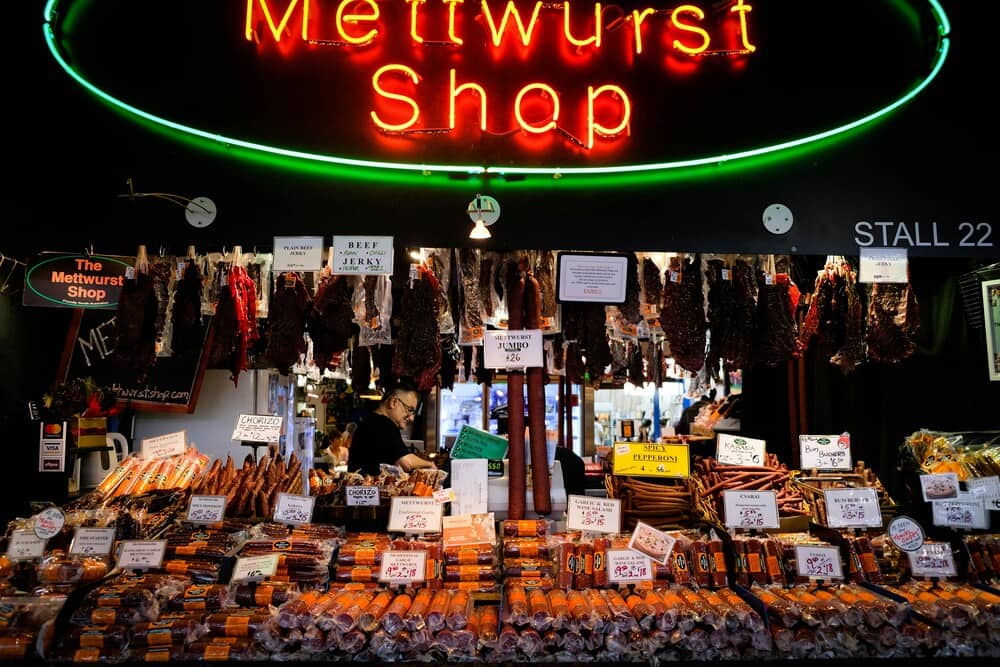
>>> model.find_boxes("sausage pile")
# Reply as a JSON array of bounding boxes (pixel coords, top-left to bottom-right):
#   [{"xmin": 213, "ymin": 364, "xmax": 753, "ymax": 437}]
[{"xmin": 692, "ymin": 454, "xmax": 810, "ymax": 523}]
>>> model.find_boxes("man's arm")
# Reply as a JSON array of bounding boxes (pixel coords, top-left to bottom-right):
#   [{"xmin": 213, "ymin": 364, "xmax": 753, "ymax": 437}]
[{"xmin": 396, "ymin": 453, "xmax": 437, "ymax": 471}]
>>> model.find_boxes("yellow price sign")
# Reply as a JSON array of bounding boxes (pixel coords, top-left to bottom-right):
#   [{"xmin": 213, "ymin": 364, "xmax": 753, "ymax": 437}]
[{"xmin": 612, "ymin": 442, "xmax": 690, "ymax": 478}]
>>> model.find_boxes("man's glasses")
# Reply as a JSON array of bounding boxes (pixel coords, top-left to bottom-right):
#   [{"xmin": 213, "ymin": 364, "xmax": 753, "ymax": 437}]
[{"xmin": 395, "ymin": 397, "xmax": 418, "ymax": 417}]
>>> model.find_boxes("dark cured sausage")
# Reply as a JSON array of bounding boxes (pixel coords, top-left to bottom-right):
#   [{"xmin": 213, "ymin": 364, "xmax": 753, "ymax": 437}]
[
  {"xmin": 523, "ymin": 267, "xmax": 551, "ymax": 515},
  {"xmin": 505, "ymin": 260, "xmax": 527, "ymax": 520}
]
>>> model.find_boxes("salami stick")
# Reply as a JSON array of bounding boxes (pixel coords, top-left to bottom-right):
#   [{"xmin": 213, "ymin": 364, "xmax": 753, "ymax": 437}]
[
  {"xmin": 505, "ymin": 260, "xmax": 527, "ymax": 519},
  {"xmin": 523, "ymin": 267, "xmax": 551, "ymax": 515}
]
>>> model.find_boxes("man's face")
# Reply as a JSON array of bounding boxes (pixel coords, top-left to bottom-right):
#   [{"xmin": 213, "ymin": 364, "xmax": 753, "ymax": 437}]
[{"xmin": 388, "ymin": 391, "xmax": 419, "ymax": 429}]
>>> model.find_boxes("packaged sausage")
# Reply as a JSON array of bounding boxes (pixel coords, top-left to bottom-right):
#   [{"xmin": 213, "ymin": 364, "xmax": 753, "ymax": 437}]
[
  {"xmin": 592, "ymin": 536, "xmax": 609, "ymax": 588},
  {"xmin": 443, "ymin": 565, "xmax": 498, "ymax": 582},
  {"xmin": 443, "ymin": 544, "xmax": 495, "ymax": 565},
  {"xmin": 503, "ymin": 558, "xmax": 554, "ymax": 578},
  {"xmin": 707, "ymin": 537, "xmax": 729, "ymax": 588},
  {"xmin": 204, "ymin": 612, "xmax": 270, "ymax": 639},
  {"xmin": 557, "ymin": 542, "xmax": 576, "ymax": 589},
  {"xmin": 501, "ymin": 520, "xmax": 549, "ymax": 537},
  {"xmin": 230, "ymin": 581, "xmax": 299, "ymax": 608},
  {"xmin": 691, "ymin": 540, "xmax": 713, "ymax": 587},
  {"xmin": 132, "ymin": 618, "xmax": 205, "ymax": 646},
  {"xmin": 502, "ymin": 538, "xmax": 550, "ymax": 560},
  {"xmin": 575, "ymin": 543, "xmax": 594, "ymax": 589}
]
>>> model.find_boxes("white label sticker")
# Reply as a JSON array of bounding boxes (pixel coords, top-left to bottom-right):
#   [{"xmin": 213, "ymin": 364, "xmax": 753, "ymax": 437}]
[
  {"xmin": 378, "ymin": 550, "xmax": 427, "ymax": 584},
  {"xmin": 388, "ymin": 497, "xmax": 444, "ymax": 533},
  {"xmin": 346, "ymin": 486, "xmax": 381, "ymax": 507},
  {"xmin": 33, "ymin": 507, "xmax": 65, "ymax": 540},
  {"xmin": 565, "ymin": 495, "xmax": 622, "ymax": 534},
  {"xmin": 483, "ymin": 330, "xmax": 544, "ymax": 369},
  {"xmin": 117, "ymin": 540, "xmax": 167, "ymax": 570},
  {"xmin": 69, "ymin": 527, "xmax": 116, "ymax": 556},
  {"xmin": 887, "ymin": 516, "xmax": 925, "ymax": 552},
  {"xmin": 186, "ymin": 495, "xmax": 228, "ymax": 524},
  {"xmin": 627, "ymin": 521, "xmax": 676, "ymax": 565},
  {"xmin": 799, "ymin": 434, "xmax": 852, "ymax": 470},
  {"xmin": 823, "ymin": 487, "xmax": 883, "ymax": 528},
  {"xmin": 606, "ymin": 549, "xmax": 654, "ymax": 584},
  {"xmin": 273, "ymin": 493, "xmax": 316, "ymax": 526},
  {"xmin": 859, "ymin": 247, "xmax": 909, "ymax": 284},
  {"xmin": 232, "ymin": 414, "xmax": 283, "ymax": 443},
  {"xmin": 140, "ymin": 430, "xmax": 187, "ymax": 460},
  {"xmin": 723, "ymin": 490, "xmax": 781, "ymax": 529},
  {"xmin": 908, "ymin": 542, "xmax": 957, "ymax": 578},
  {"xmin": 716, "ymin": 433, "xmax": 767, "ymax": 467},
  {"xmin": 6, "ymin": 530, "xmax": 46, "ymax": 561},
  {"xmin": 231, "ymin": 554, "xmax": 280, "ymax": 583},
  {"xmin": 795, "ymin": 544, "xmax": 844, "ymax": 580}
]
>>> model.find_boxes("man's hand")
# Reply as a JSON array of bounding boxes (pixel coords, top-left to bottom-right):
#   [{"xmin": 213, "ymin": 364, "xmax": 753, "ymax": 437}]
[{"xmin": 397, "ymin": 453, "xmax": 437, "ymax": 472}]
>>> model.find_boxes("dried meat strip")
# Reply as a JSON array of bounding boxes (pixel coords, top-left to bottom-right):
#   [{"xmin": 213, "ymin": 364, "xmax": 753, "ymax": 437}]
[{"xmin": 660, "ymin": 255, "xmax": 707, "ymax": 372}]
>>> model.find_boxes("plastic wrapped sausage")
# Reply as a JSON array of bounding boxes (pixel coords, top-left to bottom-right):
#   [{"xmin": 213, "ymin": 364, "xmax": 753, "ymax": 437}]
[
  {"xmin": 132, "ymin": 618, "xmax": 206, "ymax": 646},
  {"xmin": 443, "ymin": 565, "xmax": 497, "ymax": 582},
  {"xmin": 504, "ymin": 584, "xmax": 529, "ymax": 627},
  {"xmin": 404, "ymin": 588, "xmax": 435, "ymax": 632},
  {"xmin": 501, "ymin": 520, "xmax": 549, "ymax": 537},
  {"xmin": 547, "ymin": 588, "xmax": 570, "ymax": 631},
  {"xmin": 443, "ymin": 544, "xmax": 494, "ymax": 565},
  {"xmin": 379, "ymin": 592, "xmax": 411, "ymax": 636},
  {"xmin": 445, "ymin": 590, "xmax": 472, "ymax": 631},
  {"xmin": 502, "ymin": 538, "xmax": 550, "ymax": 559},
  {"xmin": 575, "ymin": 543, "xmax": 594, "ymax": 589},
  {"xmin": 334, "ymin": 590, "xmax": 375, "ymax": 633},
  {"xmin": 557, "ymin": 542, "xmax": 576, "ymax": 589},
  {"xmin": 231, "ymin": 581, "xmax": 298, "ymax": 608},
  {"xmin": 592, "ymin": 537, "xmax": 609, "ymax": 588},
  {"xmin": 204, "ymin": 612, "xmax": 270, "ymax": 639},
  {"xmin": 707, "ymin": 538, "xmax": 729, "ymax": 588},
  {"xmin": 64, "ymin": 625, "xmax": 128, "ymax": 650},
  {"xmin": 167, "ymin": 584, "xmax": 232, "ymax": 613},
  {"xmin": 425, "ymin": 589, "xmax": 452, "ymax": 632},
  {"xmin": 527, "ymin": 587, "xmax": 553, "ymax": 632}
]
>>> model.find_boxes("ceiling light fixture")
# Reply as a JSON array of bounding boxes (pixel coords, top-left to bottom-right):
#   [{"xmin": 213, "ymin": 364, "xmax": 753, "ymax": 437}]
[{"xmin": 467, "ymin": 194, "xmax": 500, "ymax": 240}]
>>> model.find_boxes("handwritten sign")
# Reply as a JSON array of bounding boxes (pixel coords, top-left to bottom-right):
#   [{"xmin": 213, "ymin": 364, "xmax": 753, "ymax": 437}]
[
  {"xmin": 6, "ymin": 530, "xmax": 46, "ymax": 561},
  {"xmin": 823, "ymin": 488, "xmax": 882, "ymax": 528},
  {"xmin": 887, "ymin": 516, "xmax": 925, "ymax": 552},
  {"xmin": 433, "ymin": 488, "xmax": 455, "ymax": 505},
  {"xmin": 795, "ymin": 544, "xmax": 844, "ymax": 580},
  {"xmin": 33, "ymin": 507, "xmax": 65, "ymax": 540},
  {"xmin": 346, "ymin": 486, "xmax": 381, "ymax": 507},
  {"xmin": 117, "ymin": 540, "xmax": 167, "ymax": 570},
  {"xmin": 566, "ymin": 495, "xmax": 621, "ymax": 534},
  {"xmin": 859, "ymin": 247, "xmax": 908, "ymax": 284},
  {"xmin": 231, "ymin": 554, "xmax": 280, "ymax": 583},
  {"xmin": 273, "ymin": 493, "xmax": 316, "ymax": 525},
  {"xmin": 69, "ymin": 527, "xmax": 116, "ymax": 556},
  {"xmin": 613, "ymin": 442, "xmax": 690, "ymax": 478},
  {"xmin": 799, "ymin": 434, "xmax": 852, "ymax": 470},
  {"xmin": 140, "ymin": 430, "xmax": 187, "ymax": 460},
  {"xmin": 332, "ymin": 235, "xmax": 394, "ymax": 276},
  {"xmin": 606, "ymin": 549, "xmax": 653, "ymax": 584},
  {"xmin": 723, "ymin": 490, "xmax": 780, "ymax": 529},
  {"xmin": 716, "ymin": 433, "xmax": 767, "ymax": 467},
  {"xmin": 232, "ymin": 414, "xmax": 283, "ymax": 443},
  {"xmin": 931, "ymin": 494, "xmax": 988, "ymax": 529},
  {"xmin": 378, "ymin": 550, "xmax": 427, "ymax": 584},
  {"xmin": 186, "ymin": 495, "xmax": 227, "ymax": 524},
  {"xmin": 484, "ymin": 330, "xmax": 543, "ymax": 369},
  {"xmin": 273, "ymin": 235, "xmax": 324, "ymax": 272},
  {"xmin": 908, "ymin": 542, "xmax": 957, "ymax": 578},
  {"xmin": 967, "ymin": 476, "xmax": 1000, "ymax": 506},
  {"xmin": 388, "ymin": 497, "xmax": 443, "ymax": 533}
]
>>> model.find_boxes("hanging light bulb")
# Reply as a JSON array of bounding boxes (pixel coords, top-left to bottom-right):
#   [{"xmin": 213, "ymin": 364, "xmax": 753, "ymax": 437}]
[{"xmin": 469, "ymin": 218, "xmax": 491, "ymax": 239}]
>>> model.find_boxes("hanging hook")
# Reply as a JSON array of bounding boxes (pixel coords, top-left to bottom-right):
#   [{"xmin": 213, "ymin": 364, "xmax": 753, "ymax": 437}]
[{"xmin": 159, "ymin": 245, "xmax": 166, "ymax": 257}]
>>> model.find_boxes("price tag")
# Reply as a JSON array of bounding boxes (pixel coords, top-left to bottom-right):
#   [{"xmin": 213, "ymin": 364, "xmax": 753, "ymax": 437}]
[
  {"xmin": 966, "ymin": 476, "xmax": 1000, "ymax": 505},
  {"xmin": 716, "ymin": 433, "xmax": 767, "ymax": 467},
  {"xmin": 346, "ymin": 486, "xmax": 381, "ymax": 507},
  {"xmin": 606, "ymin": 549, "xmax": 653, "ymax": 584},
  {"xmin": 230, "ymin": 554, "xmax": 280, "ymax": 583},
  {"xmin": 931, "ymin": 494, "xmax": 988, "ymax": 529},
  {"xmin": 887, "ymin": 516, "xmax": 925, "ymax": 552},
  {"xmin": 723, "ymin": 490, "xmax": 780, "ymax": 529},
  {"xmin": 565, "ymin": 495, "xmax": 621, "ymax": 534},
  {"xmin": 823, "ymin": 487, "xmax": 882, "ymax": 528},
  {"xmin": 799, "ymin": 434, "xmax": 852, "ymax": 470},
  {"xmin": 140, "ymin": 430, "xmax": 187, "ymax": 460},
  {"xmin": 378, "ymin": 550, "xmax": 427, "ymax": 584},
  {"xmin": 117, "ymin": 540, "xmax": 167, "ymax": 570},
  {"xmin": 273, "ymin": 493, "xmax": 316, "ymax": 525},
  {"xmin": 907, "ymin": 542, "xmax": 957, "ymax": 578},
  {"xmin": 186, "ymin": 495, "xmax": 227, "ymax": 524},
  {"xmin": 69, "ymin": 527, "xmax": 116, "ymax": 556},
  {"xmin": 795, "ymin": 544, "xmax": 843, "ymax": 580},
  {"xmin": 627, "ymin": 521, "xmax": 676, "ymax": 565},
  {"xmin": 433, "ymin": 488, "xmax": 455, "ymax": 505},
  {"xmin": 612, "ymin": 442, "xmax": 690, "ymax": 478},
  {"xmin": 487, "ymin": 460, "xmax": 504, "ymax": 478},
  {"xmin": 6, "ymin": 530, "xmax": 46, "ymax": 561},
  {"xmin": 33, "ymin": 507, "xmax": 65, "ymax": 540},
  {"xmin": 231, "ymin": 414, "xmax": 283, "ymax": 443},
  {"xmin": 388, "ymin": 497, "xmax": 443, "ymax": 533},
  {"xmin": 483, "ymin": 330, "xmax": 543, "ymax": 369}
]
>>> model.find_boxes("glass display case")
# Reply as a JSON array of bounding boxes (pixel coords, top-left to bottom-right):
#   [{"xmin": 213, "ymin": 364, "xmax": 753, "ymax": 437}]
[{"xmin": 437, "ymin": 381, "xmax": 486, "ymax": 451}]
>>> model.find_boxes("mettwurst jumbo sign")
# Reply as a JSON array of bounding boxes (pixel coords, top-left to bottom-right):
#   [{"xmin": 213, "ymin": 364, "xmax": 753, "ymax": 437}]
[{"xmin": 24, "ymin": 253, "xmax": 132, "ymax": 309}]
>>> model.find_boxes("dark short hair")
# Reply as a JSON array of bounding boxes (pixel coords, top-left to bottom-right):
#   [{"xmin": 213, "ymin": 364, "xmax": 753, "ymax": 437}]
[{"xmin": 381, "ymin": 384, "xmax": 419, "ymax": 405}]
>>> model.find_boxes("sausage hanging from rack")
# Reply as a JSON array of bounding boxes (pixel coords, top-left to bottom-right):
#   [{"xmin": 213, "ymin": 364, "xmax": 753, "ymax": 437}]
[
  {"xmin": 505, "ymin": 260, "xmax": 527, "ymax": 520},
  {"xmin": 523, "ymin": 262, "xmax": 551, "ymax": 516}
]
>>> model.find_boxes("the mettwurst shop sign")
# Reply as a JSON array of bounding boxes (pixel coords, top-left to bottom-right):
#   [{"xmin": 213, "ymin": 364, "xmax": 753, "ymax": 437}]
[{"xmin": 24, "ymin": 253, "xmax": 131, "ymax": 309}]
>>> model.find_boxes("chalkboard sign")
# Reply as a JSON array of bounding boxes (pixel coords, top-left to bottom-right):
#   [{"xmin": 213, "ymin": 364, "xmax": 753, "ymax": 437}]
[{"xmin": 57, "ymin": 309, "xmax": 214, "ymax": 413}]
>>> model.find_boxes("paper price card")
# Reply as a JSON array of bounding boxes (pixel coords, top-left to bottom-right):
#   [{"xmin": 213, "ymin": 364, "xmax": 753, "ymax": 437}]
[
  {"xmin": 186, "ymin": 495, "xmax": 227, "ymax": 524},
  {"xmin": 232, "ymin": 414, "xmax": 283, "ymax": 443},
  {"xmin": 795, "ymin": 545, "xmax": 844, "ymax": 580},
  {"xmin": 823, "ymin": 488, "xmax": 882, "ymax": 528},
  {"xmin": 612, "ymin": 442, "xmax": 690, "ymax": 478},
  {"xmin": 606, "ymin": 549, "xmax": 654, "ymax": 584},
  {"xmin": 887, "ymin": 516, "xmax": 925, "ymax": 552},
  {"xmin": 346, "ymin": 486, "xmax": 380, "ymax": 507},
  {"xmin": 722, "ymin": 490, "xmax": 780, "ymax": 529},
  {"xmin": 388, "ymin": 497, "xmax": 443, "ymax": 534},
  {"xmin": 966, "ymin": 476, "xmax": 1000, "ymax": 504},
  {"xmin": 379, "ymin": 550, "xmax": 428, "ymax": 584},
  {"xmin": 566, "ymin": 495, "xmax": 621, "ymax": 534},
  {"xmin": 231, "ymin": 554, "xmax": 280, "ymax": 583},
  {"xmin": 33, "ymin": 506, "xmax": 65, "ymax": 540},
  {"xmin": 6, "ymin": 530, "xmax": 46, "ymax": 561},
  {"xmin": 273, "ymin": 493, "xmax": 316, "ymax": 526},
  {"xmin": 931, "ymin": 494, "xmax": 989, "ymax": 529},
  {"xmin": 799, "ymin": 434, "xmax": 852, "ymax": 470},
  {"xmin": 907, "ymin": 542, "xmax": 957, "ymax": 578},
  {"xmin": 117, "ymin": 540, "xmax": 167, "ymax": 570},
  {"xmin": 716, "ymin": 433, "xmax": 767, "ymax": 467},
  {"xmin": 484, "ymin": 330, "xmax": 543, "ymax": 369},
  {"xmin": 140, "ymin": 430, "xmax": 187, "ymax": 460},
  {"xmin": 69, "ymin": 527, "xmax": 116, "ymax": 556}
]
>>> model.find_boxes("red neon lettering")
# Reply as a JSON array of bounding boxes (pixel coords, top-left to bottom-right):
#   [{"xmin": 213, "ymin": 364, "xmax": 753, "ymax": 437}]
[
  {"xmin": 730, "ymin": 0, "xmax": 756, "ymax": 52},
  {"xmin": 450, "ymin": 69, "xmax": 487, "ymax": 131},
  {"xmin": 336, "ymin": 0, "xmax": 380, "ymax": 45},
  {"xmin": 244, "ymin": 0, "xmax": 309, "ymax": 42},
  {"xmin": 445, "ymin": 0, "xmax": 464, "ymax": 45},
  {"xmin": 563, "ymin": 2, "xmax": 602, "ymax": 48},
  {"xmin": 587, "ymin": 84, "xmax": 630, "ymax": 148},
  {"xmin": 514, "ymin": 83, "xmax": 559, "ymax": 133},
  {"xmin": 671, "ymin": 5, "xmax": 710, "ymax": 55},
  {"xmin": 408, "ymin": 0, "xmax": 426, "ymax": 44},
  {"xmin": 371, "ymin": 64, "xmax": 420, "ymax": 131},
  {"xmin": 631, "ymin": 8, "xmax": 655, "ymax": 55},
  {"xmin": 481, "ymin": 0, "xmax": 543, "ymax": 47}
]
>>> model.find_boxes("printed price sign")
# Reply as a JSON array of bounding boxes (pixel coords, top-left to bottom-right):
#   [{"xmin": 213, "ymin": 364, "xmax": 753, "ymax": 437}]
[
  {"xmin": 932, "ymin": 494, "xmax": 988, "ymax": 529},
  {"xmin": 723, "ymin": 490, "xmax": 780, "ymax": 529},
  {"xmin": 859, "ymin": 248, "xmax": 908, "ymax": 284},
  {"xmin": 6, "ymin": 530, "xmax": 46, "ymax": 561},
  {"xmin": 231, "ymin": 554, "xmax": 280, "ymax": 583},
  {"xmin": 117, "ymin": 540, "xmax": 167, "ymax": 570},
  {"xmin": 908, "ymin": 542, "xmax": 957, "ymax": 578},
  {"xmin": 186, "ymin": 495, "xmax": 227, "ymax": 524},
  {"xmin": 566, "ymin": 495, "xmax": 621, "ymax": 534},
  {"xmin": 33, "ymin": 506, "xmax": 65, "ymax": 540},
  {"xmin": 232, "ymin": 414, "xmax": 283, "ymax": 443},
  {"xmin": 823, "ymin": 488, "xmax": 882, "ymax": 528},
  {"xmin": 346, "ymin": 486, "xmax": 380, "ymax": 507},
  {"xmin": 716, "ymin": 433, "xmax": 767, "ymax": 467},
  {"xmin": 795, "ymin": 545, "xmax": 844, "ymax": 580},
  {"xmin": 379, "ymin": 550, "xmax": 427, "ymax": 584},
  {"xmin": 967, "ymin": 476, "xmax": 1000, "ymax": 506},
  {"xmin": 140, "ymin": 430, "xmax": 187, "ymax": 460},
  {"xmin": 484, "ymin": 330, "xmax": 543, "ymax": 369},
  {"xmin": 69, "ymin": 527, "xmax": 116, "ymax": 556},
  {"xmin": 606, "ymin": 549, "xmax": 653, "ymax": 584},
  {"xmin": 887, "ymin": 516, "xmax": 925, "ymax": 552},
  {"xmin": 799, "ymin": 434, "xmax": 852, "ymax": 470},
  {"xmin": 612, "ymin": 442, "xmax": 690, "ymax": 478},
  {"xmin": 273, "ymin": 493, "xmax": 316, "ymax": 526},
  {"xmin": 388, "ymin": 497, "xmax": 443, "ymax": 533}
]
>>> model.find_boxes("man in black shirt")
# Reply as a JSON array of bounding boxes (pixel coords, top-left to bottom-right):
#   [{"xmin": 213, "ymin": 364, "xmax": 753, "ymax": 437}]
[{"xmin": 347, "ymin": 386, "xmax": 438, "ymax": 477}]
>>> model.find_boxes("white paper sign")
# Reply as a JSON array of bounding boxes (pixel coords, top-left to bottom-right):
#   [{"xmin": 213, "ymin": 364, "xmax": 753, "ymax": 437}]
[
  {"xmin": 273, "ymin": 235, "xmax": 324, "ymax": 272},
  {"xmin": 346, "ymin": 486, "xmax": 381, "ymax": 507},
  {"xmin": 33, "ymin": 507, "xmax": 65, "ymax": 540},
  {"xmin": 627, "ymin": 521, "xmax": 676, "ymax": 565},
  {"xmin": 187, "ymin": 495, "xmax": 228, "ymax": 524},
  {"xmin": 887, "ymin": 516, "xmax": 925, "ymax": 552},
  {"xmin": 388, "ymin": 497, "xmax": 444, "ymax": 533},
  {"xmin": 231, "ymin": 554, "xmax": 280, "ymax": 582},
  {"xmin": 6, "ymin": 530, "xmax": 46, "ymax": 561},
  {"xmin": 966, "ymin": 476, "xmax": 1000, "ymax": 505},
  {"xmin": 908, "ymin": 542, "xmax": 957, "ymax": 578},
  {"xmin": 716, "ymin": 433, "xmax": 767, "ymax": 467},
  {"xmin": 795, "ymin": 544, "xmax": 844, "ymax": 580},
  {"xmin": 823, "ymin": 487, "xmax": 883, "ymax": 528},
  {"xmin": 920, "ymin": 472, "xmax": 960, "ymax": 502},
  {"xmin": 433, "ymin": 488, "xmax": 455, "ymax": 505},
  {"xmin": 332, "ymin": 235, "xmax": 394, "ymax": 276},
  {"xmin": 557, "ymin": 253, "xmax": 628, "ymax": 303},
  {"xmin": 232, "ymin": 414, "xmax": 283, "ymax": 443},
  {"xmin": 799, "ymin": 434, "xmax": 852, "ymax": 470},
  {"xmin": 140, "ymin": 430, "xmax": 187, "ymax": 460},
  {"xmin": 931, "ymin": 493, "xmax": 988, "ymax": 529},
  {"xmin": 566, "ymin": 495, "xmax": 622, "ymax": 534},
  {"xmin": 117, "ymin": 540, "xmax": 167, "ymax": 570},
  {"xmin": 379, "ymin": 550, "xmax": 427, "ymax": 584},
  {"xmin": 483, "ymin": 330, "xmax": 543, "ymax": 369},
  {"xmin": 273, "ymin": 493, "xmax": 316, "ymax": 525},
  {"xmin": 450, "ymin": 458, "xmax": 488, "ymax": 516},
  {"xmin": 69, "ymin": 527, "xmax": 116, "ymax": 556},
  {"xmin": 723, "ymin": 490, "xmax": 780, "ymax": 529},
  {"xmin": 859, "ymin": 247, "xmax": 908, "ymax": 284},
  {"xmin": 606, "ymin": 549, "xmax": 654, "ymax": 583}
]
